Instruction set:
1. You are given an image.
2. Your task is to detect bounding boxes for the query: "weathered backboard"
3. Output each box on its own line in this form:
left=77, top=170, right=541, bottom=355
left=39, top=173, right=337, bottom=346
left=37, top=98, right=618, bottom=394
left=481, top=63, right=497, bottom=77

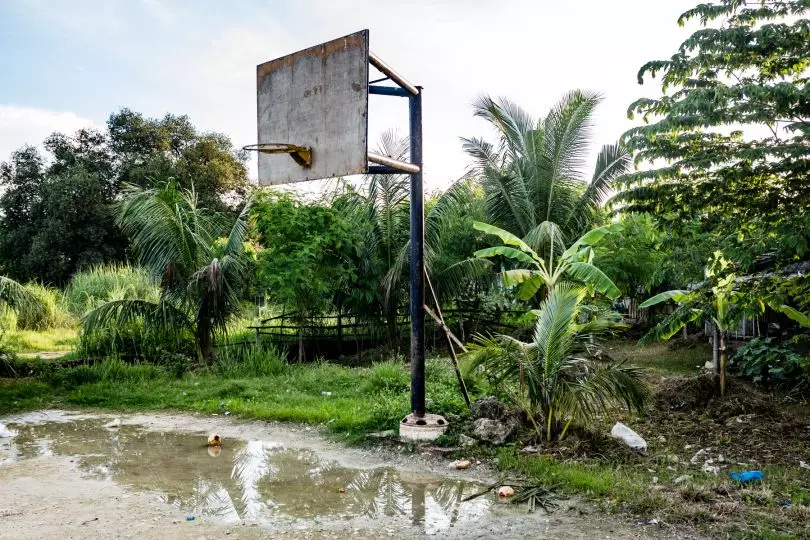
left=256, top=30, right=369, bottom=185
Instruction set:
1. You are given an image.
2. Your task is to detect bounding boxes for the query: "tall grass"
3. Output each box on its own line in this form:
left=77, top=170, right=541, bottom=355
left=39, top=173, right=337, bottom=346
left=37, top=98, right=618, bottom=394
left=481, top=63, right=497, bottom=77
left=14, top=283, right=75, bottom=330
left=64, top=264, right=158, bottom=316
left=214, top=342, right=287, bottom=377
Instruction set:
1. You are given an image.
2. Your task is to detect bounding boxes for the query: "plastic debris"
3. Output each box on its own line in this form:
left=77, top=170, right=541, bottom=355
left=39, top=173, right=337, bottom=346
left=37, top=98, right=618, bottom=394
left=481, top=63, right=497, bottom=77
left=207, top=433, right=222, bottom=447
left=0, top=423, right=17, bottom=438
left=634, top=518, right=660, bottom=526
left=185, top=516, right=195, bottom=521
left=673, top=475, right=692, bottom=484
left=702, top=462, right=720, bottom=475
left=104, top=418, right=121, bottom=429
left=450, top=460, right=471, bottom=470
left=730, top=470, right=764, bottom=483
left=609, top=422, right=647, bottom=453
left=320, top=391, right=332, bottom=396
left=800, top=461, right=810, bottom=470
left=497, top=486, right=515, bottom=498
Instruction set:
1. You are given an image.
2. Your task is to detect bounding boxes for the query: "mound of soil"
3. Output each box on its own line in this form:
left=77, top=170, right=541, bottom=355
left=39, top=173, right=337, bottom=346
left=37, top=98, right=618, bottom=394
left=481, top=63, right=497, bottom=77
left=653, top=375, right=781, bottom=420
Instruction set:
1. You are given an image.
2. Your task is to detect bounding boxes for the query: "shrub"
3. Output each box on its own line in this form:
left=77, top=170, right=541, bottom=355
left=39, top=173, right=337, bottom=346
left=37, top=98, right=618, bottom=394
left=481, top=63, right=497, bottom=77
left=361, top=359, right=409, bottom=394
left=64, top=264, right=158, bottom=316
left=214, top=342, right=287, bottom=378
left=15, top=283, right=74, bottom=330
left=731, top=337, right=810, bottom=389
left=47, top=358, right=168, bottom=387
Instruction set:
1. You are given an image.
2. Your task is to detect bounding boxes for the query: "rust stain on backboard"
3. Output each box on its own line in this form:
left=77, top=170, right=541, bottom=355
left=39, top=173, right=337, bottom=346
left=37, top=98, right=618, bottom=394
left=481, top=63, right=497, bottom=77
left=257, top=31, right=368, bottom=81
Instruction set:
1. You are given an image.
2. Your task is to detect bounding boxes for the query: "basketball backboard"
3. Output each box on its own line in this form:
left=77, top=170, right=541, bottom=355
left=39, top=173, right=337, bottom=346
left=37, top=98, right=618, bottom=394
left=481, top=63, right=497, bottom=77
left=256, top=30, right=369, bottom=185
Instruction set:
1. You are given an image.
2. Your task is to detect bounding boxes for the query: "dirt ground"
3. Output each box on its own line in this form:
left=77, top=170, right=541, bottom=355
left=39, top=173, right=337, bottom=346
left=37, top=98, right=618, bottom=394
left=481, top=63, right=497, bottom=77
left=0, top=410, right=697, bottom=540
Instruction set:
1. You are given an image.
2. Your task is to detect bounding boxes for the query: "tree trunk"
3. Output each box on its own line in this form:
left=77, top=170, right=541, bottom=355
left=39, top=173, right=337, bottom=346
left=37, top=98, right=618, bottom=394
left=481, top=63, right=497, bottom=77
left=719, top=331, right=727, bottom=396
left=682, top=324, right=688, bottom=339
left=712, top=324, right=720, bottom=373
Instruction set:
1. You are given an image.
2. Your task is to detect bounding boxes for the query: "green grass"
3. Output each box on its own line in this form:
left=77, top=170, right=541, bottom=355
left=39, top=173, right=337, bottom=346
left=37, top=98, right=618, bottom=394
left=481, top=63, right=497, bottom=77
left=0, top=355, right=472, bottom=442
left=3, top=327, right=78, bottom=353
left=64, top=264, right=158, bottom=316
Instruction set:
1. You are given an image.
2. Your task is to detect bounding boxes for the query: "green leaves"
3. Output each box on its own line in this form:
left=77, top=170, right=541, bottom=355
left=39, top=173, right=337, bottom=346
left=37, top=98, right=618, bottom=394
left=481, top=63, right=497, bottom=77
left=639, top=289, right=689, bottom=309
left=621, top=0, right=810, bottom=269
left=466, top=284, right=647, bottom=441
left=564, top=262, right=621, bottom=300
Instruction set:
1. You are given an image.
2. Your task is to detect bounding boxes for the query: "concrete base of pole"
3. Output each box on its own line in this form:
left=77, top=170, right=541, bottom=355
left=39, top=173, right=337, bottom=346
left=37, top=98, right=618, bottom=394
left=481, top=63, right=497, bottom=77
left=399, top=413, right=448, bottom=442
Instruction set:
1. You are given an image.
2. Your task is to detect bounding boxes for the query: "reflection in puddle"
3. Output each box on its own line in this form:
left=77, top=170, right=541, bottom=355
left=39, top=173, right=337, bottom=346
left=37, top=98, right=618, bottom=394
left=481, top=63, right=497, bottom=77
left=0, top=418, right=491, bottom=534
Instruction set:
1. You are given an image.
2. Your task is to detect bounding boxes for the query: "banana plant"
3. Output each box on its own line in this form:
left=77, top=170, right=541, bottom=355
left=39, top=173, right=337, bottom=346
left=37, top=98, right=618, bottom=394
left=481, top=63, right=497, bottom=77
left=473, top=221, right=622, bottom=302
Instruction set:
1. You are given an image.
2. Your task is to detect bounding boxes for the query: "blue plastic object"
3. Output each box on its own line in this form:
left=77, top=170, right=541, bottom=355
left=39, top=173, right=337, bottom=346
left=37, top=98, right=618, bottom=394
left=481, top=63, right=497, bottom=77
left=730, top=470, right=764, bottom=483
left=185, top=516, right=195, bottom=521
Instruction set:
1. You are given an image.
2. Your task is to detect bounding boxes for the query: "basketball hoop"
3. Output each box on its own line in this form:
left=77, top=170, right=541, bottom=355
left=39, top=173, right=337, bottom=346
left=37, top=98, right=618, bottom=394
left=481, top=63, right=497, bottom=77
left=243, top=143, right=312, bottom=168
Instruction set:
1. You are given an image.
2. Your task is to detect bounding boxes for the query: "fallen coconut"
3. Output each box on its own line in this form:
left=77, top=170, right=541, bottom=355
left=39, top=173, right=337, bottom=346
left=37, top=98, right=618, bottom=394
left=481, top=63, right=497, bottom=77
left=450, top=459, right=471, bottom=470
left=208, top=433, right=222, bottom=447
left=497, top=486, right=515, bottom=498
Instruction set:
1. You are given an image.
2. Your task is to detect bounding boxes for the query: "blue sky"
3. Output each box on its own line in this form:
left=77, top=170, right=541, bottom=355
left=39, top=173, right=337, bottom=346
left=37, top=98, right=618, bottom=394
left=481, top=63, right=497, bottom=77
left=0, top=0, right=698, bottom=189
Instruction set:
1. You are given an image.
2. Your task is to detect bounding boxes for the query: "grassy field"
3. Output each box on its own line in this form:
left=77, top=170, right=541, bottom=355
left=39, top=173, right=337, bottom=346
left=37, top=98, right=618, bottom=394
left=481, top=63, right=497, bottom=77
left=2, top=327, right=78, bottom=354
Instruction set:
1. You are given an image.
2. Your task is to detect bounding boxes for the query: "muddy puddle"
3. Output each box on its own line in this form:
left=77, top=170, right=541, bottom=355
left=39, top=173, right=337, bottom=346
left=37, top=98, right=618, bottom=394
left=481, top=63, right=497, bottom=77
left=0, top=411, right=680, bottom=539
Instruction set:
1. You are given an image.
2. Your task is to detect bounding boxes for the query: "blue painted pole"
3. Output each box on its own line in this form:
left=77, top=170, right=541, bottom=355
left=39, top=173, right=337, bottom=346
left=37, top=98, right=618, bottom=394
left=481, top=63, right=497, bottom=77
left=409, top=87, right=425, bottom=417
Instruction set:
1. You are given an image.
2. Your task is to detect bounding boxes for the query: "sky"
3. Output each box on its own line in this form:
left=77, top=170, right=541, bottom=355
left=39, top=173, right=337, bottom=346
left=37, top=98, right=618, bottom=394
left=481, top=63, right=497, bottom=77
left=0, top=0, right=700, bottom=191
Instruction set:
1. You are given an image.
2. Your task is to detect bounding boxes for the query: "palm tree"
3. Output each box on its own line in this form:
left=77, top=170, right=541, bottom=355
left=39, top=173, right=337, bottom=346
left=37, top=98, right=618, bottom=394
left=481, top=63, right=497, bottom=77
left=459, top=91, right=630, bottom=254
left=0, top=276, right=40, bottom=322
left=467, top=284, right=648, bottom=441
left=83, top=181, right=251, bottom=362
left=473, top=221, right=622, bottom=302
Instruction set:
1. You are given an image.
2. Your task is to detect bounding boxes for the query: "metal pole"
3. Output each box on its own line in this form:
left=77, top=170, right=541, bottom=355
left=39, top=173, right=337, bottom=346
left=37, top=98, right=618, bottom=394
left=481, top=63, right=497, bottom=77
left=409, top=87, right=425, bottom=418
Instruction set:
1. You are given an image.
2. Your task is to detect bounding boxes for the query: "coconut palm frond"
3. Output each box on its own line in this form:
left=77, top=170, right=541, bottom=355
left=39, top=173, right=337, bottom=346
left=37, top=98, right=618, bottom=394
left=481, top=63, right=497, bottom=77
left=0, top=276, right=41, bottom=322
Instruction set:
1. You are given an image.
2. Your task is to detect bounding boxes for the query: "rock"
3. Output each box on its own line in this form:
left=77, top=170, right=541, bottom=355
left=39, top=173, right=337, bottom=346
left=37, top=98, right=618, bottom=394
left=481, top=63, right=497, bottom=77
left=609, top=422, right=647, bottom=453
left=458, top=434, right=476, bottom=448
left=471, top=396, right=508, bottom=420
left=673, top=475, right=692, bottom=484
left=497, top=486, right=515, bottom=498
left=450, top=460, right=471, bottom=470
left=207, top=433, right=222, bottom=447
left=472, top=418, right=516, bottom=445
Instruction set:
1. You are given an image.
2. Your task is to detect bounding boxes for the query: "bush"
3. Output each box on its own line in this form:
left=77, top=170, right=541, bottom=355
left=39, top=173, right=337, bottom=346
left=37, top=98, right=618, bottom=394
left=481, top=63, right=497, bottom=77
left=15, top=283, right=75, bottom=330
left=361, top=359, right=409, bottom=394
left=47, top=358, right=168, bottom=387
left=214, top=342, right=287, bottom=378
left=64, top=264, right=158, bottom=316
left=731, top=337, right=810, bottom=389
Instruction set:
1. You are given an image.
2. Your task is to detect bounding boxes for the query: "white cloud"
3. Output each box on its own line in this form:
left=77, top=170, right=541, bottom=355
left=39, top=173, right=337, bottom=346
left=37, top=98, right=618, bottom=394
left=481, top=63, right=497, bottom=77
left=0, top=105, right=99, bottom=163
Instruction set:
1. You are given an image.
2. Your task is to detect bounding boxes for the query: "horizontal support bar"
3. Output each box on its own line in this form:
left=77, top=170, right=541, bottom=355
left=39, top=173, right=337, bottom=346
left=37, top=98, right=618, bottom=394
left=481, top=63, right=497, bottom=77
left=369, top=85, right=410, bottom=97
left=367, top=165, right=401, bottom=175
left=369, top=52, right=419, bottom=96
left=367, top=152, right=421, bottom=173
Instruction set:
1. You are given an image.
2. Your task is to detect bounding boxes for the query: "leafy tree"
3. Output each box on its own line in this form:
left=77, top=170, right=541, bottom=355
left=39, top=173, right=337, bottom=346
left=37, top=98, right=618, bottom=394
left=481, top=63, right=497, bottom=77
left=108, top=109, right=250, bottom=211
left=252, top=191, right=362, bottom=360
left=459, top=91, right=630, bottom=252
left=618, top=0, right=810, bottom=269
left=83, top=181, right=251, bottom=362
left=467, top=284, right=648, bottom=441
left=0, top=142, right=123, bottom=284
left=0, top=110, right=251, bottom=284
left=473, top=222, right=622, bottom=302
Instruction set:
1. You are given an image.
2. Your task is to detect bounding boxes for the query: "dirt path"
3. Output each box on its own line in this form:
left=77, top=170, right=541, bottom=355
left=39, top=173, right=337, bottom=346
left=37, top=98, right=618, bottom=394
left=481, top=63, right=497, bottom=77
left=0, top=410, right=696, bottom=539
